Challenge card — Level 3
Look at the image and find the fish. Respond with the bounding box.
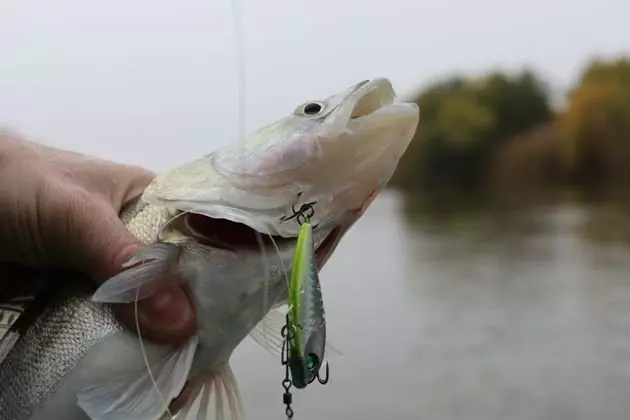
[284,221,328,390]
[0,78,419,420]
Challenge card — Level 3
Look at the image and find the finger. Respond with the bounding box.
[114,283,197,345]
[80,162,156,211]
[100,163,156,210]
[68,198,196,343]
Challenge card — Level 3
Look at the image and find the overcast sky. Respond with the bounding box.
[1,0,629,171]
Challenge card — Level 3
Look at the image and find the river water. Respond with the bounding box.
[3,190,630,419]
[233,190,630,420]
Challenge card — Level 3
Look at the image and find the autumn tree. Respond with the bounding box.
[557,58,630,185]
[391,70,552,192]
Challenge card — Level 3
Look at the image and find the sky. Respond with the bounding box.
[1,0,629,171]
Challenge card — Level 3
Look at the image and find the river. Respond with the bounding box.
[233,190,630,420]
[3,190,630,419]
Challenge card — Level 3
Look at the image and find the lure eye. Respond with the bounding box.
[306,353,320,372]
[296,101,325,117]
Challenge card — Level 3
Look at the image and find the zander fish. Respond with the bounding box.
[0,78,419,420]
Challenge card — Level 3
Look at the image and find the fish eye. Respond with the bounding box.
[297,101,325,116]
[303,102,322,115]
[306,353,320,371]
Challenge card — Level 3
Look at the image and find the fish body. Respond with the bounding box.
[0,78,419,420]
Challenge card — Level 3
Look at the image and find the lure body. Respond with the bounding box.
[286,221,327,389]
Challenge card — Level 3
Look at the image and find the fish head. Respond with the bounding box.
[143,78,419,269]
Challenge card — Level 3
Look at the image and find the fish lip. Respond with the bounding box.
[335,78,397,123]
[323,78,417,137]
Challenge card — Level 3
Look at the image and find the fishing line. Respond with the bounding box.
[221,205,290,354]
[226,0,292,345]
[134,287,175,419]
[274,235,290,289]
[223,206,290,293]
[255,231,273,342]
[162,202,288,348]
[157,208,195,239]
[230,0,247,142]
[132,0,260,413]
[132,206,190,418]
[255,228,290,350]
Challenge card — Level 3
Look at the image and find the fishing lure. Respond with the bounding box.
[280,219,330,418]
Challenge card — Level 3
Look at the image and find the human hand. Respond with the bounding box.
[0,131,195,343]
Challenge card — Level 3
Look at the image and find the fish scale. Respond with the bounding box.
[0,291,121,420]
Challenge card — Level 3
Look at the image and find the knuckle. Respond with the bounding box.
[65,187,94,217]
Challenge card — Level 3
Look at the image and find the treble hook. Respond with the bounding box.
[280,192,316,225]
[316,361,330,385]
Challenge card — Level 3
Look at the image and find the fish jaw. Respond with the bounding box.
[141,78,419,240]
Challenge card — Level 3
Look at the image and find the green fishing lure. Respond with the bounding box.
[281,220,329,417]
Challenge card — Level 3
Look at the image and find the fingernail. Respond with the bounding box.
[137,287,194,331]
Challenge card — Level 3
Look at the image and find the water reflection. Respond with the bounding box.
[401,193,630,420]
[234,191,630,419]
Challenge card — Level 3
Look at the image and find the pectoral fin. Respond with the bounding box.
[92,243,183,303]
[77,335,198,420]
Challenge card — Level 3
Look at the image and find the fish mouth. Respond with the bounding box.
[182,213,343,268]
[348,78,396,120]
[324,79,395,128]
[324,78,418,136]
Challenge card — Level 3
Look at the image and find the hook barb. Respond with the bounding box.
[316,361,330,385]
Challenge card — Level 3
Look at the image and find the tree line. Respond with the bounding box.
[390,56,630,198]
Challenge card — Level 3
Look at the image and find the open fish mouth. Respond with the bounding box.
[180,213,344,269]
[349,79,396,120]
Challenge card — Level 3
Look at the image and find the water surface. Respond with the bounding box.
[233,191,630,420]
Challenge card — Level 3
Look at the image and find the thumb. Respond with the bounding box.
[72,201,195,344]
